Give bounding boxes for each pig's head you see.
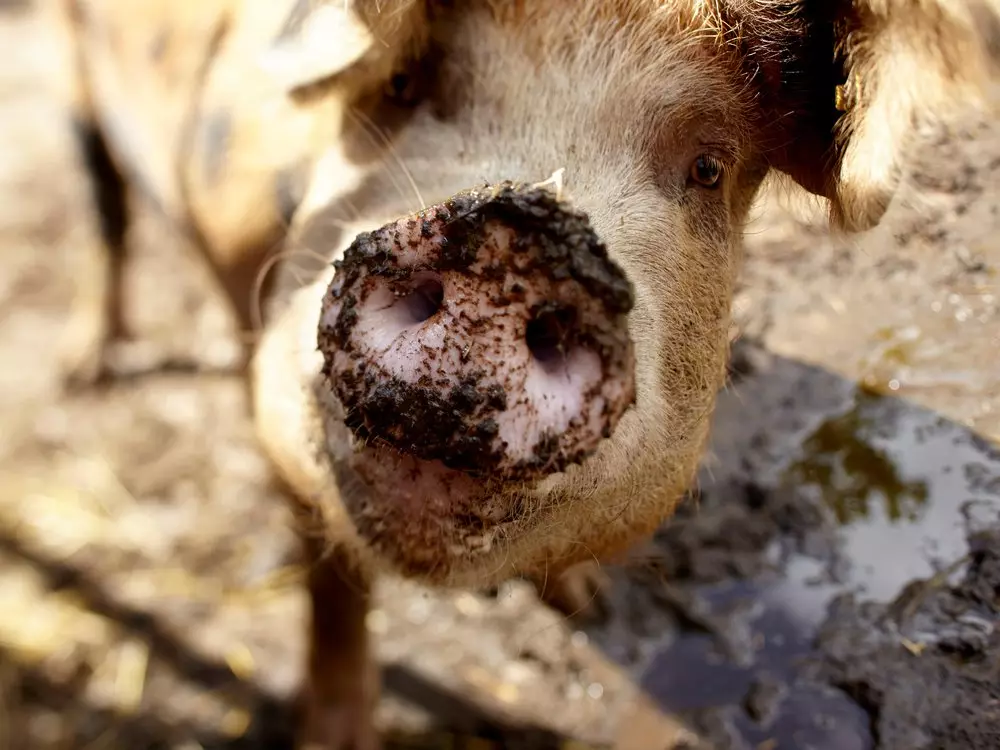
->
[254,0,1000,587]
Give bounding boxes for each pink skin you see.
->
[316,184,635,574]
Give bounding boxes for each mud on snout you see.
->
[316,182,636,578]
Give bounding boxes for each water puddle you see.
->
[590,355,1000,749]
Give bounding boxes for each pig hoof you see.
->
[316,182,637,579]
[533,561,613,621]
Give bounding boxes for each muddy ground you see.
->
[1,3,998,750]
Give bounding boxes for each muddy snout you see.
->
[318,182,636,481]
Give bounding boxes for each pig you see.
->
[43,0,1000,748]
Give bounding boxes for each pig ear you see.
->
[260,0,428,92]
[761,0,1000,232]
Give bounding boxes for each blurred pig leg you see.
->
[39,0,129,385]
[300,539,380,750]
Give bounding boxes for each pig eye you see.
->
[689,155,723,189]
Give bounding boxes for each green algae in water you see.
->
[784,389,930,525]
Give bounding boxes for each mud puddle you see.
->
[585,346,1000,750]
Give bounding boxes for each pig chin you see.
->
[317,182,638,582]
[338,440,534,581]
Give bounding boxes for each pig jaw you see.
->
[315,183,638,581]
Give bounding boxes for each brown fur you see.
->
[45,0,1000,746]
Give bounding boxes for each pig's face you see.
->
[257,0,1000,588]
[289,4,759,586]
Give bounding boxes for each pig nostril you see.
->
[526,306,577,366]
[398,277,444,323]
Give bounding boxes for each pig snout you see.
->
[318,182,636,482]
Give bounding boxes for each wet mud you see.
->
[585,347,1000,750]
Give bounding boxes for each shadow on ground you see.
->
[0,532,584,750]
[1,523,579,749]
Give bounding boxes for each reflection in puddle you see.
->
[624,377,1000,749]
[783,389,993,603]
[785,389,929,526]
